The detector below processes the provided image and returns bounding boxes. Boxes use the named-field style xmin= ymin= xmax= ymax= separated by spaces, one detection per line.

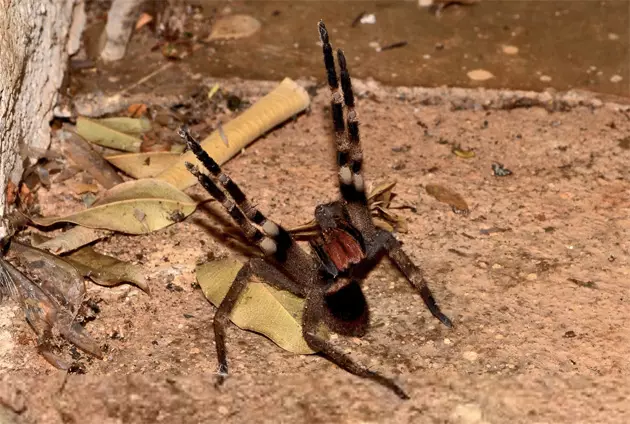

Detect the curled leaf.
xmin=105 ymin=152 xmax=181 ymax=179
xmin=197 ymin=258 xmax=317 ymax=354
xmin=76 ymin=117 xmax=143 ymax=152
xmin=452 ymin=146 xmax=476 ymax=159
xmin=368 ymin=181 xmax=397 ymax=205
xmin=31 ymin=179 xmax=197 ymax=234
xmin=425 ymin=183 xmax=469 ymax=214
xmin=34 ymin=226 xmax=112 ymax=255
xmin=95 ymin=117 xmax=152 ymax=134
xmin=157 ymin=78 xmax=310 ymax=190
xmin=66 ymin=246 xmax=149 ymax=293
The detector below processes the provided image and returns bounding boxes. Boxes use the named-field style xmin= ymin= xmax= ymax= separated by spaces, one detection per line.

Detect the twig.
xmin=117 ymin=62 xmax=173 ymax=96
xmin=378 ymin=41 xmax=408 ymax=52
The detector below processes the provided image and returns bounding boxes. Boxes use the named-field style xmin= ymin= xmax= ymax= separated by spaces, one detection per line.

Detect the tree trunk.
xmin=0 ymin=0 xmax=84 ymax=239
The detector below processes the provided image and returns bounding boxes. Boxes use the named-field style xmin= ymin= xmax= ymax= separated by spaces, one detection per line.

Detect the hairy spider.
xmin=180 ymin=20 xmax=452 ymax=399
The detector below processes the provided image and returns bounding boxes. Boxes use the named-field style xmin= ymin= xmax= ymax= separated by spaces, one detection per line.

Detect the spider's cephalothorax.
xmin=181 ymin=20 xmax=452 ymax=399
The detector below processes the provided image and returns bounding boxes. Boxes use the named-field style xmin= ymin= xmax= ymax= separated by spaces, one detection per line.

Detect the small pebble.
xmin=360 ymin=14 xmax=376 ymax=24
xmin=463 ymin=351 xmax=479 ymax=362
xmin=443 ymin=338 xmax=452 ymax=345
xmin=451 ymin=403 xmax=485 ymax=424
xmin=502 ymin=45 xmax=519 ymax=55
xmin=610 ymin=75 xmax=623 ymax=83
xmin=608 ymin=32 xmax=619 ymax=40
xmin=540 ymin=75 xmax=552 ymax=82
xmin=467 ymin=69 xmax=494 ymax=81
xmin=526 ymin=273 xmax=537 ymax=281
xmin=492 ymin=263 xmax=503 ymax=269
xmin=218 ymin=406 xmax=229 ymax=416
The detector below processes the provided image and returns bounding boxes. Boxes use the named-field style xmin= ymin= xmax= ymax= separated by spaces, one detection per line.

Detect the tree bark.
xmin=0 ymin=0 xmax=84 ymax=239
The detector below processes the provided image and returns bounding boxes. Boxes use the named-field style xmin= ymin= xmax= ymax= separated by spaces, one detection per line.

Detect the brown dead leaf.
xmin=6 ymin=181 xmax=17 ymax=205
xmin=127 ymin=103 xmax=148 ymax=118
xmin=62 ymin=131 xmax=124 ymax=189
xmin=425 ymin=183 xmax=469 ymax=214
xmin=135 ymin=12 xmax=153 ymax=30
xmin=3 ymin=243 xmax=103 ymax=365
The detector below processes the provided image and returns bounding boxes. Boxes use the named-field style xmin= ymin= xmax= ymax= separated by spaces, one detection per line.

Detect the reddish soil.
xmin=1 ymin=81 xmax=629 ymax=423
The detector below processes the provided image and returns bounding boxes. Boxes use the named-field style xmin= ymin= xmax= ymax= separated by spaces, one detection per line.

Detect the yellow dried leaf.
xmin=96 ymin=117 xmax=152 ymax=134
xmin=452 ymin=146 xmax=476 ymax=159
xmin=157 ymin=78 xmax=310 ymax=190
xmin=31 ymin=179 xmax=196 ymax=234
xmin=197 ymin=258 xmax=317 ymax=354
xmin=76 ymin=117 xmax=143 ymax=152
xmin=425 ymin=184 xmax=469 ymax=214
xmin=34 ymin=226 xmax=112 ymax=255
xmin=105 ymin=152 xmax=181 ymax=179
xmin=67 ymin=246 xmax=149 ymax=293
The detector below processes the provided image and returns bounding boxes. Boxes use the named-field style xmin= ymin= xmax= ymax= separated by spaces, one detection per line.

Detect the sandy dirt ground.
xmin=1 ymin=81 xmax=630 ymax=423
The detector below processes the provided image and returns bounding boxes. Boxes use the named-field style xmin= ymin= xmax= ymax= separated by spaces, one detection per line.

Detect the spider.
xmin=179 ymin=20 xmax=452 ymax=399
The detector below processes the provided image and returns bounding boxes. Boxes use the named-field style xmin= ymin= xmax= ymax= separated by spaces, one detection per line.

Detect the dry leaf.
xmin=425 ymin=184 xmax=469 ymax=214
xmin=127 ymin=103 xmax=148 ymax=118
xmin=208 ymin=15 xmax=262 ymax=41
xmin=62 ymin=131 xmax=124 ymax=189
xmin=34 ymin=226 xmax=112 ymax=255
xmin=31 ymin=179 xmax=197 ymax=234
xmin=157 ymin=78 xmax=310 ymax=190
xmin=4 ymin=243 xmax=103 ymax=364
xmin=95 ymin=117 xmax=152 ymax=135
xmin=135 ymin=12 xmax=153 ymax=30
xmin=69 ymin=182 xmax=100 ymax=195
xmin=105 ymin=152 xmax=181 ymax=179
xmin=290 ymin=181 xmax=408 ymax=236
xmin=6 ymin=180 xmax=18 ymax=205
xmin=452 ymin=146 xmax=476 ymax=159
xmin=197 ymin=258 xmax=318 ymax=354
xmin=67 ymin=246 xmax=149 ymax=293
xmin=367 ymin=181 xmax=397 ymax=204
xmin=76 ymin=117 xmax=143 ymax=152
xmin=207 ymin=83 xmax=220 ymax=100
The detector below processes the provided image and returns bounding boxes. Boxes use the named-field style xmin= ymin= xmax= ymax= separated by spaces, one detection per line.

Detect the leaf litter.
xmin=5 ymin=78 xmax=313 ymax=369
xmin=290 ymin=181 xmax=411 ymax=237
xmin=31 ymin=179 xmax=197 ymax=234
xmin=2 ymin=243 xmax=103 ymax=369
xmin=197 ymin=258 xmax=324 ymax=354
